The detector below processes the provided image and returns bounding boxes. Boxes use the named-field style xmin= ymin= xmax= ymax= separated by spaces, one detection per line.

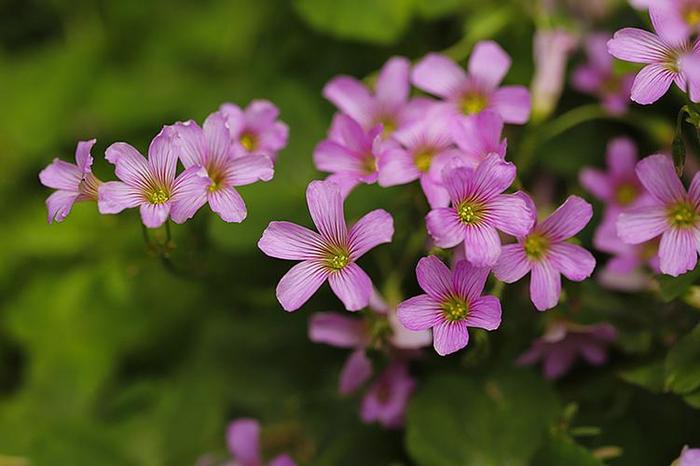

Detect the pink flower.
xmin=313 ymin=114 xmax=383 ymax=197
xmin=377 ymin=109 xmax=467 ymax=208
xmin=493 ymin=194 xmax=596 ymax=311
xmin=679 ymin=446 xmax=700 ymax=466
xmin=258 ymin=180 xmax=394 ymax=311
xmin=572 ymin=33 xmax=634 ymax=115
xmin=412 ymin=41 xmax=531 ymax=125
xmin=97 ymin=128 xmax=211 ymax=229
xmin=425 ymin=155 xmax=534 ymax=266
xmin=39 ymin=139 xmax=102 ymax=223
xmin=226 ymin=419 xmax=295 ymax=466
xmin=360 ymin=362 xmax=415 ymax=428
xmin=219 ymin=100 xmax=288 ymax=161
xmin=323 ymin=56 xmax=431 ymax=138
xmin=171 ymin=111 xmax=274 ymax=223
xmin=450 ymin=110 xmax=507 ymax=168
xmin=517 ymin=321 xmax=617 ymax=379
xmin=531 ymin=29 xmax=578 ymax=120
xmin=607 ymin=24 xmax=700 ymax=104
xmin=629 ymin=0 xmax=649 ymax=10
xmin=649 ymin=0 xmax=700 ymax=46
xmin=397 ymin=256 xmax=502 ymax=356
xmin=617 ymin=154 xmax=700 ymax=276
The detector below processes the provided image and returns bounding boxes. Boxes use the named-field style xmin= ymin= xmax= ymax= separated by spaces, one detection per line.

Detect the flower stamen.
xmin=457 ymin=201 xmax=484 ymax=225
xmin=524 ymin=233 xmax=549 ymax=260
xmin=668 ymin=201 xmax=697 ymax=228
xmin=460 ymin=93 xmax=488 ymax=115
xmin=441 ymin=296 xmax=469 ymax=321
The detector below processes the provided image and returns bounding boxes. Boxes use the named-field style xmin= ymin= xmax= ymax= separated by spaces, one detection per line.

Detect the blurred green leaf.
xmin=658 ymin=265 xmax=700 ymax=302
xmin=531 ymin=433 xmax=605 ymax=466
xmin=619 ymin=361 xmax=665 ymax=394
xmin=665 ymin=324 xmax=700 ymax=395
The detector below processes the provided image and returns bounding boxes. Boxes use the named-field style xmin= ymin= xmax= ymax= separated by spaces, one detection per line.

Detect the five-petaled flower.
xmin=39 ymin=139 xmax=102 ymax=223
xmin=258 ymin=180 xmax=394 ymax=311
xmin=219 ymin=100 xmax=289 ymax=161
xmin=397 ymin=256 xmax=502 ymax=356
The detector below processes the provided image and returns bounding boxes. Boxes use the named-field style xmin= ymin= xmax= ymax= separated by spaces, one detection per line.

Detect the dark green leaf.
xmin=531 ymin=433 xmax=605 ymax=466
xmin=658 ymin=264 xmax=700 ymax=302
xmin=665 ymin=324 xmax=700 ymax=395
xmin=619 ymin=361 xmax=665 ymax=393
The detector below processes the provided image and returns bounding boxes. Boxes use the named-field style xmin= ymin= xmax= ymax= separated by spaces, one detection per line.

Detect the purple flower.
xmin=617 ymin=154 xmax=700 ymax=276
xmin=679 ymin=446 xmax=700 ymax=466
xmin=425 ymin=155 xmax=534 ymax=266
xmin=258 ymin=180 xmax=394 ymax=311
xmin=323 ymin=56 xmax=432 ymax=138
xmin=397 ymin=256 xmax=502 ymax=356
xmin=649 ymin=0 xmax=700 ymax=46
xmin=39 ymin=139 xmax=102 ymax=223
xmin=171 ymin=112 xmax=274 ymax=223
xmin=412 ymin=41 xmax=531 ymax=125
xmin=607 ymin=24 xmax=700 ymax=104
xmin=313 ymin=114 xmax=383 ymax=197
xmin=97 ymin=128 xmax=211 ymax=229
xmin=360 ymin=362 xmax=415 ymax=428
xmin=219 ymin=100 xmax=288 ymax=161
xmin=226 ymin=419 xmax=295 ymax=466
xmin=378 ymin=109 xmax=467 ymax=208
xmin=531 ymin=29 xmax=578 ymax=120
xmin=517 ymin=321 xmax=617 ymax=379
xmin=493 ymin=194 xmax=596 ymax=311
xmin=450 ymin=110 xmax=507 ymax=168
xmin=572 ymin=33 xmax=634 ymax=115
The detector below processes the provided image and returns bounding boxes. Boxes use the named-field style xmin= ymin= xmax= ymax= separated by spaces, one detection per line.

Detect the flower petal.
xmin=306 ymin=180 xmax=347 ymax=244
xmin=451 ymin=110 xmax=505 ymax=160
xmin=464 ymin=225 xmax=502 ymax=267
xmin=493 ymin=243 xmax=532 ymax=283
xmin=543 ymin=345 xmax=576 ymax=379
xmin=169 ymin=166 xmax=210 ymax=224
xmin=105 ymin=142 xmax=151 ymax=187
xmin=46 ymin=190 xmax=80 ymax=223
xmin=579 ymin=168 xmax=612 ymax=201
xmin=549 ymin=243 xmax=596 ymax=281
xmin=636 ymin=153 xmax=686 ymax=203
xmin=631 ymin=64 xmax=675 ymax=105
xmin=147 ymin=128 xmax=178 ymax=185
xmin=258 ymin=221 xmax=325 ymax=260
xmin=308 ymin=313 xmax=368 ymax=348
xmin=530 ymin=260 xmax=561 ymax=311
xmin=659 ymin=227 xmax=698 ymax=276
xmin=466 ymin=296 xmax=502 ymax=331
xmin=171 ymin=120 xmax=207 ymax=168
xmin=617 ymin=205 xmax=669 ymax=244
xmin=269 ymin=455 xmax=297 ymax=466
xmin=539 ymin=196 xmax=593 ymax=242
xmin=339 ymin=349 xmax=373 ymax=395
xmin=397 ymin=294 xmax=443 ymax=331
xmin=376 ymin=56 xmax=410 ymax=107
xmin=328 ymin=263 xmax=372 ymax=311
xmin=208 ymin=186 xmax=247 ymax=223
xmin=276 ymin=260 xmax=329 ymax=312
xmin=322 ymin=76 xmax=373 ymax=127
xmin=74 ymin=139 xmax=96 ymax=172
xmin=377 ymin=147 xmax=420 ymax=186
xmin=468 ymin=40 xmax=511 ymax=89
xmin=489 ymin=193 xmax=536 ymax=238
xmin=245 ymin=100 xmax=281 ymax=130
xmin=226 ymin=154 xmax=274 ymax=186
xmin=649 ymin=1 xmax=690 ymax=47
xmin=139 ymin=203 xmax=170 ymax=229
xmin=348 ymin=209 xmax=394 ymax=259
xmin=468 ymin=154 xmax=516 ymax=201
xmin=425 ymin=208 xmax=466 ymax=249
xmin=39 ymin=159 xmax=82 ymax=191
xmin=490 ymin=86 xmax=531 ymax=124
xmin=226 ymin=419 xmax=260 ymax=463
xmin=452 ymin=260 xmax=489 ymax=301
xmin=607 ymin=136 xmax=639 ymax=176
xmin=411 ymin=53 xmax=467 ymax=99
xmin=314 ymin=140 xmax=364 ymax=176
xmin=203 ymin=111 xmax=233 ymax=166
xmin=433 ymin=320 xmax=469 ymax=356
xmin=607 ymin=28 xmax=671 ymax=63
xmin=415 ymin=255 xmax=453 ymax=298
xmin=97 ymin=181 xmax=143 ymax=214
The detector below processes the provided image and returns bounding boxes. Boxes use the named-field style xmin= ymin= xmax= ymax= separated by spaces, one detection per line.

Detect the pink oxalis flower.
xmin=494 ymin=194 xmax=596 ymax=311
xmin=39 ymin=139 xmax=102 ymax=223
xmin=649 ymin=0 xmax=700 ymax=46
xmin=258 ymin=180 xmax=394 ymax=311
xmin=572 ymin=33 xmax=634 ymax=115
xmin=531 ymin=28 xmax=578 ymax=120
xmin=226 ymin=419 xmax=295 ymax=466
xmin=219 ymin=100 xmax=288 ymax=161
xmin=397 ymin=256 xmax=502 ymax=356
xmin=617 ymin=154 xmax=700 ymax=276
xmin=97 ymin=128 xmax=211 ymax=229
xmin=360 ymin=362 xmax=415 ymax=428
xmin=450 ymin=110 xmax=507 ymax=168
xmin=323 ymin=56 xmax=431 ymax=138
xmin=678 ymin=446 xmax=700 ymax=466
xmin=172 ymin=111 xmax=274 ymax=223
xmin=412 ymin=41 xmax=531 ymax=125
xmin=425 ymin=154 xmax=534 ymax=267
xmin=517 ymin=321 xmax=617 ymax=379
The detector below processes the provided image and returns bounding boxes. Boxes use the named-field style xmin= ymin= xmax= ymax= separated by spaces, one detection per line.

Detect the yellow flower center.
xmin=414 ymin=149 xmax=435 ymax=173
xmin=325 ymin=246 xmax=351 ymax=271
xmin=524 ymin=233 xmax=549 ymax=260
xmin=146 ymin=187 xmax=170 ymax=204
xmin=457 ymin=201 xmax=485 ymax=225
xmin=685 ymin=7 xmax=700 ymax=26
xmin=615 ymin=183 xmax=638 ymax=206
xmin=460 ymin=93 xmax=488 ymax=115
xmin=362 ymin=154 xmax=378 ymax=175
xmin=378 ymin=116 xmax=396 ymax=138
xmin=240 ymin=132 xmax=257 ymax=152
xmin=668 ymin=201 xmax=697 ymax=228
xmin=442 ymin=296 xmax=469 ymax=322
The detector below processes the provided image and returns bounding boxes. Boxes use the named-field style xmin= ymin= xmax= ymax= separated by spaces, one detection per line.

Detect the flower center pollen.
xmin=414 ymin=149 xmax=435 ymax=172
xmin=668 ymin=201 xmax=698 ymax=228
xmin=457 ymin=201 xmax=484 ymax=225
xmin=685 ymin=7 xmax=700 ymax=26
xmin=460 ymin=93 xmax=487 ymax=115
xmin=524 ymin=233 xmax=549 ymax=260
xmin=147 ymin=187 xmax=170 ymax=204
xmin=325 ymin=246 xmax=351 ymax=271
xmin=615 ymin=183 xmax=638 ymax=206
xmin=240 ymin=132 xmax=257 ymax=151
xmin=442 ymin=296 xmax=469 ymax=322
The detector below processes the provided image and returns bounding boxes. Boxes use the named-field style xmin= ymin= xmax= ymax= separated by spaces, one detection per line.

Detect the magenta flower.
xmin=450 ymin=110 xmax=507 ymax=168
xmin=323 ymin=56 xmax=431 ymax=138
xmin=313 ymin=114 xmax=383 ymax=197
xmin=617 ymin=154 xmax=700 ymax=276
xmin=98 ymin=128 xmax=211 ymax=229
xmin=171 ymin=112 xmax=273 ymax=223
xmin=397 ymin=256 xmax=502 ymax=356
xmin=425 ymin=155 xmax=534 ymax=266
xmin=412 ymin=41 xmax=531 ymax=125
xmin=531 ymin=29 xmax=578 ymax=120
xmin=572 ymin=33 xmax=634 ymax=115
xmin=39 ymin=139 xmax=102 ymax=223
xmin=607 ymin=24 xmax=700 ymax=104
xmin=493 ymin=194 xmax=595 ymax=311
xmin=360 ymin=362 xmax=415 ymax=428
xmin=258 ymin=180 xmax=394 ymax=311
xmin=378 ymin=109 xmax=467 ymax=208
xmin=517 ymin=321 xmax=617 ymax=379
xmin=679 ymin=446 xmax=700 ymax=466
xmin=649 ymin=0 xmax=700 ymax=46
xmin=226 ymin=419 xmax=295 ymax=466
xmin=219 ymin=100 xmax=288 ymax=161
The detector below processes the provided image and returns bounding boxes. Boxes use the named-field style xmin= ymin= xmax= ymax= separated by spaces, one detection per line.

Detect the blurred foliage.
xmin=1 ymin=0 xmax=700 ymax=465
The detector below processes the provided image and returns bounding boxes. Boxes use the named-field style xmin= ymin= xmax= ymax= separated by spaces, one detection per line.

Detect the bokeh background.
xmin=2 ymin=0 xmax=700 ymax=465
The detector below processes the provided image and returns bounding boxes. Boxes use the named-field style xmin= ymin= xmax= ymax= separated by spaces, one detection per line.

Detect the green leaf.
xmin=665 ymin=324 xmax=700 ymax=395
xmin=658 ymin=264 xmax=700 ymax=302
xmin=292 ymin=0 xmax=413 ymax=44
xmin=683 ymin=389 xmax=700 ymax=409
xmin=619 ymin=361 xmax=665 ymax=393
xmin=405 ymin=370 xmax=559 ymax=466
xmin=531 ymin=434 xmax=605 ymax=466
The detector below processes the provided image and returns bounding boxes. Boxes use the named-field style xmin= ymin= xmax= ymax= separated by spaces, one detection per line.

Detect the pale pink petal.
xmin=452 ymin=260 xmax=489 ymax=301
xmin=617 ymin=205 xmax=669 ymax=243
xmin=245 ymin=100 xmax=280 ymax=129
xmin=411 ymin=53 xmax=467 ymax=99
xmin=631 ymin=64 xmax=675 ymax=105
xmin=579 ymin=168 xmax=612 ymax=201
xmin=451 ymin=110 xmax=505 ymax=160
xmin=571 ymin=65 xmax=604 ymax=93
xmin=376 ymin=56 xmax=410 ymax=106
xmin=169 ymin=167 xmax=210 ymax=224
xmin=389 ymin=310 xmax=432 ymax=349
xmin=203 ymin=111 xmax=233 ymax=167
xmin=39 ymin=159 xmax=82 ymax=191
xmin=97 ymin=181 xmax=143 ymax=214
xmin=139 ymin=203 xmax=170 ymax=229
xmin=539 ymin=196 xmax=593 ymax=242
xmin=147 ymin=128 xmax=178 ymax=185
xmin=209 ymin=186 xmax=247 ymax=223
xmin=465 ymin=296 xmax=502 ymax=331
xmin=468 ymin=40 xmax=511 ymax=89
xmin=425 ymin=208 xmax=466 ymax=248
xmin=635 ymin=154 xmax=686 ymax=203
xmin=377 ymin=147 xmax=420 ymax=186
xmin=489 ymin=193 xmax=536 ymax=237
xmin=269 ymin=455 xmax=296 ymax=466
xmin=397 ymin=294 xmax=443 ymax=331
xmin=493 ymin=243 xmax=532 ymax=283
xmin=258 ymin=221 xmax=325 ymax=260
xmin=308 ymin=313 xmax=368 ymax=348
xmin=548 ymin=243 xmax=596 ymax=281
xmin=348 ymin=209 xmax=394 ymax=259
xmin=306 ymin=180 xmax=347 ymax=244
xmin=226 ymin=154 xmax=274 ymax=186
xmin=690 ymin=171 xmax=700 ymax=207
xmin=325 ymin=173 xmax=362 ymax=198
xmin=276 ymin=260 xmax=329 ymax=312
xmin=328 ymin=113 xmax=371 ymax=153
xmin=420 ymin=175 xmax=451 ymax=209
xmin=586 ymin=33 xmax=614 ymax=70
xmin=416 ymin=255 xmax=453 ymax=298
xmin=463 ymin=225 xmax=502 ymax=267
xmin=433 ymin=320 xmax=469 ymax=356
xmin=314 ymin=140 xmax=364 ymax=176
xmin=74 ymin=139 xmax=96 ymax=172
xmin=649 ymin=1 xmax=690 ymax=46
xmin=490 ymin=86 xmax=531 ymax=124
xmin=105 ymin=142 xmax=151 ymax=187
xmin=607 ymin=136 xmax=638 ymax=175
xmin=323 ymin=77 xmax=373 ymax=126
xmin=607 ymin=28 xmax=671 ymax=63
xmin=659 ymin=228 xmax=698 ymax=276
xmin=516 ymin=342 xmax=545 ymax=366
xmin=219 ymin=103 xmax=245 ymax=137
xmin=171 ymin=120 xmax=207 ymax=168
xmin=226 ymin=419 xmax=260 ymax=462
xmin=530 ymin=260 xmax=562 ymax=311
xmin=467 ymin=154 xmax=517 ymax=200
xmin=339 ymin=349 xmax=373 ymax=394
xmin=328 ymin=263 xmax=372 ymax=311
xmin=46 ymin=190 xmax=80 ymax=223
xmin=441 ymin=165 xmax=473 ymax=202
